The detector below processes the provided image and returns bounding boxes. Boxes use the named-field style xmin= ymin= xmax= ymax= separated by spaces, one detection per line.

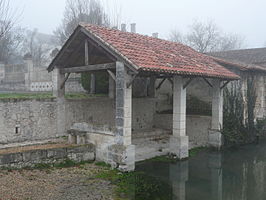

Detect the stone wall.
xmin=0 ymin=144 xmax=95 ymax=168
xmin=0 ymin=98 xmax=156 ymax=144
xmin=154 ymin=114 xmax=211 ymax=148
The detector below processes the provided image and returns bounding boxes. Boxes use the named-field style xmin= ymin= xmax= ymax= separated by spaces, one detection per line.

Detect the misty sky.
xmin=10 ymin=0 xmax=266 ymax=48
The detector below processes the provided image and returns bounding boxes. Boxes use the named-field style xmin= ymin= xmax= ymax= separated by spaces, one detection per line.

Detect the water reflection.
xmin=136 ymin=141 xmax=266 ymax=200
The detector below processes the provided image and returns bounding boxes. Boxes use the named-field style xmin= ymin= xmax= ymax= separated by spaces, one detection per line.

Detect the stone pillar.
xmin=53 ymin=68 xmax=65 ymax=98
xmin=170 ymin=161 xmax=188 ymax=200
xmin=209 ymin=79 xmax=223 ymax=149
xmin=53 ymin=67 xmax=66 ymax=137
xmin=109 ymin=74 xmax=115 ymax=99
xmin=170 ymin=76 xmax=188 ymax=159
xmin=148 ymin=76 xmax=156 ymax=98
xmin=108 ymin=61 xmax=135 ymax=171
xmin=90 ymin=73 xmax=96 ymax=94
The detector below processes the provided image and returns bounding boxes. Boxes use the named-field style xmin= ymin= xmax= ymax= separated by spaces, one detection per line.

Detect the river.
xmin=135 ymin=140 xmax=266 ymax=200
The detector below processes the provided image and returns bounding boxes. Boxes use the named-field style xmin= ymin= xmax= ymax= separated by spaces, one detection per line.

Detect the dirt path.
xmin=0 ymin=164 xmax=114 ymax=200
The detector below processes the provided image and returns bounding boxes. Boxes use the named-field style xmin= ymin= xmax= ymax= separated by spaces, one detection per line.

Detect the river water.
xmin=135 ymin=141 xmax=266 ymax=200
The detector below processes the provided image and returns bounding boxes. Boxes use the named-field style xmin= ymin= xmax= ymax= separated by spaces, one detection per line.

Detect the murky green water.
xmin=135 ymin=141 xmax=266 ymax=200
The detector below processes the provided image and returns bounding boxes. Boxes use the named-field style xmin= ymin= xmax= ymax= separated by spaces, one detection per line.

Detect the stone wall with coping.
xmin=153 ymin=114 xmax=211 ymax=148
xmin=0 ymin=144 xmax=95 ymax=168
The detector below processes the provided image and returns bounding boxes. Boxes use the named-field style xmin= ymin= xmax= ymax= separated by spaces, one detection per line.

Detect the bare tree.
xmin=169 ymin=20 xmax=245 ymax=53
xmin=169 ymin=30 xmax=185 ymax=44
xmin=0 ymin=0 xmax=19 ymax=39
xmin=54 ymin=0 xmax=113 ymax=45
xmin=22 ymin=29 xmax=56 ymax=66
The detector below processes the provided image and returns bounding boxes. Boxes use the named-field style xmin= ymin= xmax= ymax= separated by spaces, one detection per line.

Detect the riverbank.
xmin=0 ymin=162 xmax=114 ymax=200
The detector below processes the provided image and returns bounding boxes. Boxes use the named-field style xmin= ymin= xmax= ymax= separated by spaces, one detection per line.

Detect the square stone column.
xmin=53 ymin=68 xmax=65 ymax=98
xmin=170 ymin=76 xmax=189 ymax=159
xmin=108 ymin=61 xmax=135 ymax=171
xmin=209 ymin=79 xmax=223 ymax=149
xmin=52 ymin=68 xmax=66 ymax=137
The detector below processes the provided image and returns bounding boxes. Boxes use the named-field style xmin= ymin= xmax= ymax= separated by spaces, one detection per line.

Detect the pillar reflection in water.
xmin=169 ymin=160 xmax=188 ymax=200
xmin=208 ymin=153 xmax=223 ymax=200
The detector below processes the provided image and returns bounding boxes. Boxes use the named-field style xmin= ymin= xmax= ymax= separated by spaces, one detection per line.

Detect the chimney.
xmin=121 ymin=23 xmax=127 ymax=32
xmin=130 ymin=23 xmax=136 ymax=33
xmin=152 ymin=33 xmax=159 ymax=38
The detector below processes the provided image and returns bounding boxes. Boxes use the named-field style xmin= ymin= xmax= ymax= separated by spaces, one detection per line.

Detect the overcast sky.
xmin=11 ymin=0 xmax=266 ymax=48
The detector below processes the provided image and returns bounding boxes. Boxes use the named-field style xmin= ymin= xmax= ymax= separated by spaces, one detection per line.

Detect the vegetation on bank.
xmin=222 ymin=77 xmax=266 ymax=147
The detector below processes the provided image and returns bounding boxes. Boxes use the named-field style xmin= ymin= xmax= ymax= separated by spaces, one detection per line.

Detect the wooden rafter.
xmin=127 ymin=73 xmax=138 ymax=88
xmin=61 ymin=63 xmax=116 ymax=73
xmin=183 ymin=78 xmax=194 ymax=89
xmin=220 ymin=80 xmax=230 ymax=89
xmin=203 ymin=77 xmax=213 ymax=88
xmin=60 ymin=73 xmax=71 ymax=89
xmin=107 ymin=70 xmax=116 ymax=82
xmin=156 ymin=78 xmax=166 ymax=90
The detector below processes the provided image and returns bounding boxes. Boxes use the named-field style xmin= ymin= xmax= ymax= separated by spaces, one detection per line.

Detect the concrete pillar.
xmin=148 ymin=76 xmax=156 ymax=98
xmin=108 ymin=61 xmax=135 ymax=171
xmin=90 ymin=73 xmax=96 ymax=94
xmin=109 ymin=74 xmax=115 ymax=99
xmin=170 ymin=76 xmax=189 ymax=159
xmin=209 ymin=79 xmax=223 ymax=149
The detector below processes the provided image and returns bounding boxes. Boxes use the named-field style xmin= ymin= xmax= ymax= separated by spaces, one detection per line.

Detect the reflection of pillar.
xmin=208 ymin=153 xmax=223 ymax=200
xmin=169 ymin=161 xmax=188 ymax=200
xmin=209 ymin=79 xmax=223 ymax=149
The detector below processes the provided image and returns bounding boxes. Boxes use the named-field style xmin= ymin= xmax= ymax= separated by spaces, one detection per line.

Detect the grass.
xmin=0 ymin=92 xmax=108 ymax=100
xmin=96 ymin=168 xmax=172 ymax=200
xmin=189 ymin=147 xmax=207 ymax=157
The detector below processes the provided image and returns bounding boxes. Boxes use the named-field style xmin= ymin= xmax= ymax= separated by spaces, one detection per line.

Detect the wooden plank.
xmin=183 ymin=78 xmax=194 ymax=89
xmin=60 ymin=73 xmax=71 ymax=89
xmin=203 ymin=77 xmax=213 ymax=88
xmin=85 ymin=40 xmax=89 ymax=65
xmin=61 ymin=63 xmax=116 ymax=73
xmin=127 ymin=73 xmax=138 ymax=88
xmin=220 ymin=80 xmax=230 ymax=89
xmin=107 ymin=70 xmax=116 ymax=82
xmin=156 ymin=78 xmax=166 ymax=90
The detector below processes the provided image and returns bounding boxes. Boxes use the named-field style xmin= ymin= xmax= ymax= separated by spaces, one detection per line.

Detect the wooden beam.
xmin=183 ymin=78 xmax=194 ymax=89
xmin=167 ymin=78 xmax=173 ymax=85
xmin=127 ymin=73 xmax=138 ymax=88
xmin=107 ymin=70 xmax=116 ymax=82
xmin=220 ymin=80 xmax=230 ymax=89
xmin=156 ymin=78 xmax=166 ymax=90
xmin=85 ymin=40 xmax=89 ymax=65
xmin=203 ymin=77 xmax=213 ymax=88
xmin=60 ymin=73 xmax=71 ymax=89
xmin=61 ymin=63 xmax=116 ymax=73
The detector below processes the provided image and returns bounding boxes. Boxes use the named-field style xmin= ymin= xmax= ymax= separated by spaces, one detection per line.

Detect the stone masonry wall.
xmin=0 ymin=98 xmax=156 ymax=144
xmin=154 ymin=114 xmax=211 ymax=148
xmin=0 ymin=144 xmax=95 ymax=168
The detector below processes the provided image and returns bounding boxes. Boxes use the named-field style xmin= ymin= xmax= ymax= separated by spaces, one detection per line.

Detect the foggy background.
xmin=10 ymin=0 xmax=266 ymax=48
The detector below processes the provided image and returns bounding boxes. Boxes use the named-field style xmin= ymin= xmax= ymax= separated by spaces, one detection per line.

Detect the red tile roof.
xmin=81 ymin=24 xmax=239 ymax=80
